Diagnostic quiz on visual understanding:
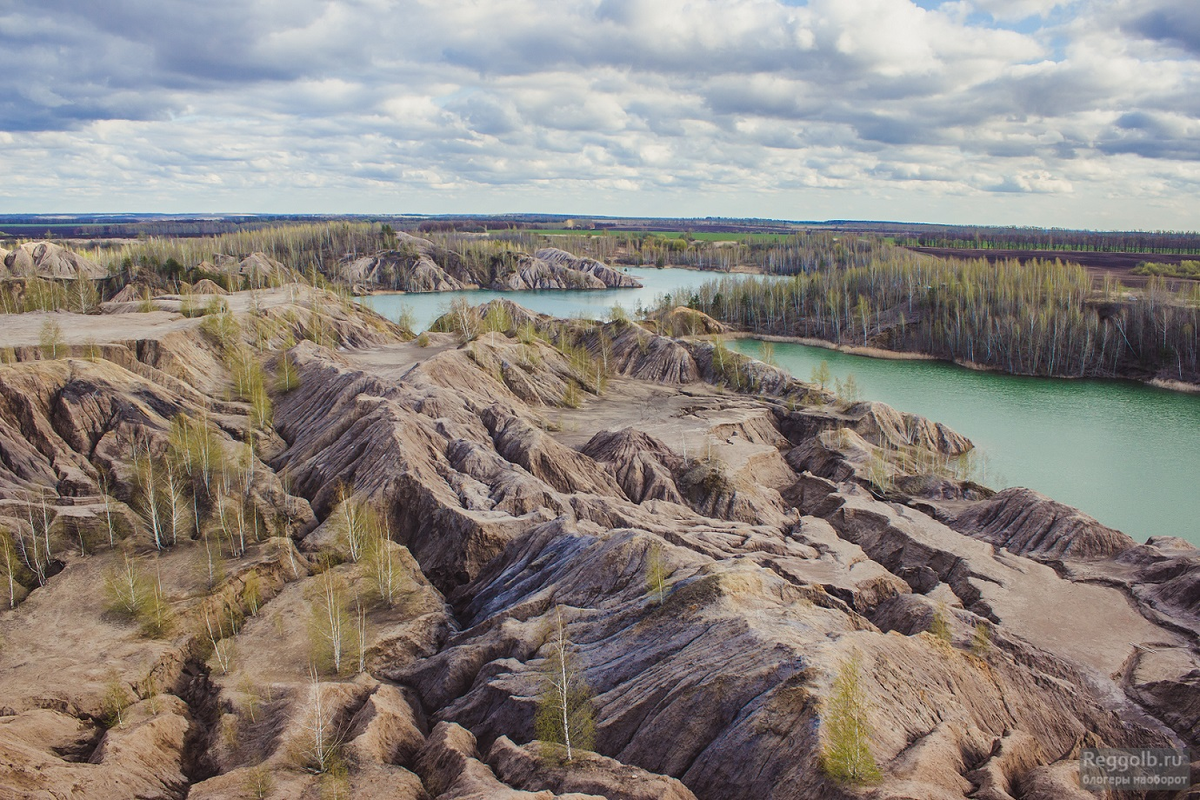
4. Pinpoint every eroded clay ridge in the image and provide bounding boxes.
[0,287,1195,799]
[336,231,641,293]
